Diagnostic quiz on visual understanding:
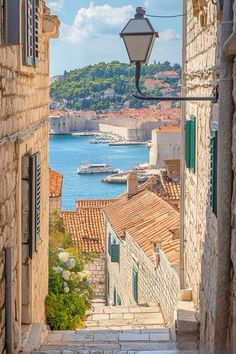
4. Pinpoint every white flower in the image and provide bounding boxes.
[64,282,68,288]
[62,270,71,280]
[67,258,76,269]
[58,252,69,263]
[53,266,63,273]
[64,287,70,293]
